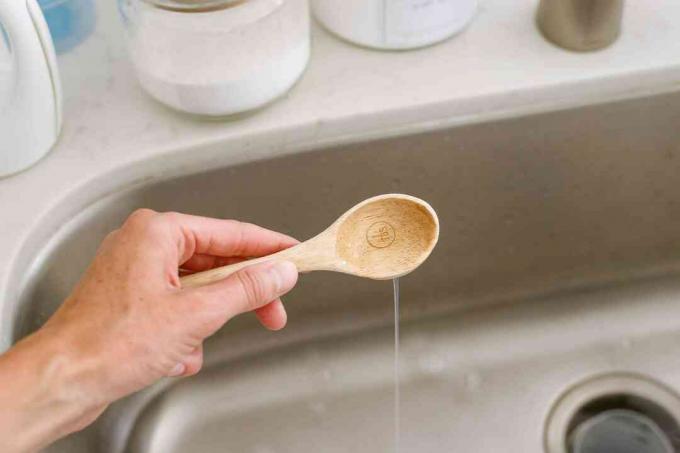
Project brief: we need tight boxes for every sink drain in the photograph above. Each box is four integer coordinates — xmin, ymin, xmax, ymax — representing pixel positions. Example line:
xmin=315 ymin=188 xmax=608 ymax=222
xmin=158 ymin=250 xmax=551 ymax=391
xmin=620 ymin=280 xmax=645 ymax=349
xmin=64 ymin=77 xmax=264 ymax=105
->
xmin=544 ymin=373 xmax=680 ymax=453
xmin=570 ymin=408 xmax=673 ymax=453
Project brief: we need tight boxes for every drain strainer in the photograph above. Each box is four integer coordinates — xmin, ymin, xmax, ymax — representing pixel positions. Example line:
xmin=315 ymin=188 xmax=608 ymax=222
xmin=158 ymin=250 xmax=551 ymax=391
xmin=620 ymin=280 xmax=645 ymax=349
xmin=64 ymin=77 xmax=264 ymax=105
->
xmin=544 ymin=373 xmax=680 ymax=453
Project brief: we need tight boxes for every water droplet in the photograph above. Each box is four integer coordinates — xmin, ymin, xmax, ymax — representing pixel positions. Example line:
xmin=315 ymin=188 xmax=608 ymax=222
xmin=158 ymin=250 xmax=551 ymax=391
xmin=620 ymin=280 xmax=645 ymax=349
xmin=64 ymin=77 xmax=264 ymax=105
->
xmin=619 ymin=338 xmax=633 ymax=350
xmin=306 ymin=348 xmax=322 ymax=361
xmin=253 ymin=445 xmax=276 ymax=453
xmin=419 ymin=355 xmax=446 ymax=375
xmin=464 ymin=372 xmax=482 ymax=391
xmin=407 ymin=333 xmax=429 ymax=350
xmin=308 ymin=401 xmax=327 ymax=415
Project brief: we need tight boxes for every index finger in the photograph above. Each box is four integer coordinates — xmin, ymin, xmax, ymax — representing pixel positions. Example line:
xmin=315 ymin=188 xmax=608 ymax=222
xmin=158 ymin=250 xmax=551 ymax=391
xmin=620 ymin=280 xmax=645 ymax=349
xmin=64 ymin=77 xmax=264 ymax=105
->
xmin=161 ymin=212 xmax=298 ymax=264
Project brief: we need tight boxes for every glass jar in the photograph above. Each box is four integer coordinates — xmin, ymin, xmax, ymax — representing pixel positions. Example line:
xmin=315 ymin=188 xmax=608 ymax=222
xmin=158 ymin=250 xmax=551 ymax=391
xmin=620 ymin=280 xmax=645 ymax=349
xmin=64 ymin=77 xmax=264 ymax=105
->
xmin=118 ymin=0 xmax=310 ymax=116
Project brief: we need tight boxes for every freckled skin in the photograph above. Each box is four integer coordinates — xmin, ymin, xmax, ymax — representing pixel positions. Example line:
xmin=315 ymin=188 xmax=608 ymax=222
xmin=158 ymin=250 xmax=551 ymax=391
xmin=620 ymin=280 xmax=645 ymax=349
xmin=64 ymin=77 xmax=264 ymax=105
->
xmin=0 ymin=210 xmax=299 ymax=453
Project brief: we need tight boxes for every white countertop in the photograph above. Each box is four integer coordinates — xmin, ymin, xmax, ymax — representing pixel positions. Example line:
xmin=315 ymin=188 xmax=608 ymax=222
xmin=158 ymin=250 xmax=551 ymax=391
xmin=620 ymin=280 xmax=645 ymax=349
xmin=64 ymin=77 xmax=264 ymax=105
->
xmin=2 ymin=0 xmax=680 ymax=332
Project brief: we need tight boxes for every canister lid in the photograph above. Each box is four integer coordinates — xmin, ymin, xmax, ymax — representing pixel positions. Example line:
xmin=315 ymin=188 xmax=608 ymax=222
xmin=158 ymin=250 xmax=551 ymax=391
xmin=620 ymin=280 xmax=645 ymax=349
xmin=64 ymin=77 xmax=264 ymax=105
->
xmin=143 ymin=0 xmax=247 ymax=12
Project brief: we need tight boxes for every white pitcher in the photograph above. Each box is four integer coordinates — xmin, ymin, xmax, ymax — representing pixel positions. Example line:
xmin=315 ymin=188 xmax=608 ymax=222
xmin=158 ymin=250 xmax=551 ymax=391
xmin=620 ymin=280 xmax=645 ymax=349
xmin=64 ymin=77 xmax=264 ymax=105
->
xmin=0 ymin=0 xmax=61 ymax=177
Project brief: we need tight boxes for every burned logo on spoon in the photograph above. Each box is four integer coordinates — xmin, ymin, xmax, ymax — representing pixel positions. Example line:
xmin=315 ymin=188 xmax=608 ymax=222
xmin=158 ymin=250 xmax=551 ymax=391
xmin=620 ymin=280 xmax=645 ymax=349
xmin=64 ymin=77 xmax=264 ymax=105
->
xmin=366 ymin=221 xmax=396 ymax=248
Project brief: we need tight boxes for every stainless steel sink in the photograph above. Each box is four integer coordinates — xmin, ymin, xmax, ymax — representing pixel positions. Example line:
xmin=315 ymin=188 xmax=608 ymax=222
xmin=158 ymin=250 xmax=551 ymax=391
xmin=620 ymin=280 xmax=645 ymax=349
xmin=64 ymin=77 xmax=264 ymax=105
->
xmin=11 ymin=89 xmax=680 ymax=452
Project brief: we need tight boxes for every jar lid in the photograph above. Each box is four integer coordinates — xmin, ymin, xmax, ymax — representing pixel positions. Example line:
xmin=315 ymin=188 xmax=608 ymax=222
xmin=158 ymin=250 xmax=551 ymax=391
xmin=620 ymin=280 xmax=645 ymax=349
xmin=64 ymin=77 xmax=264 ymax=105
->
xmin=143 ymin=0 xmax=247 ymax=12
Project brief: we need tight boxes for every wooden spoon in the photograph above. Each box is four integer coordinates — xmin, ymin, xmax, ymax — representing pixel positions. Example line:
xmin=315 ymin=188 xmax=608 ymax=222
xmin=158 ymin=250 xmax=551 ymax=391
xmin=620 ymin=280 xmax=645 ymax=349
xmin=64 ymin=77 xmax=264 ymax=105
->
xmin=180 ymin=194 xmax=439 ymax=289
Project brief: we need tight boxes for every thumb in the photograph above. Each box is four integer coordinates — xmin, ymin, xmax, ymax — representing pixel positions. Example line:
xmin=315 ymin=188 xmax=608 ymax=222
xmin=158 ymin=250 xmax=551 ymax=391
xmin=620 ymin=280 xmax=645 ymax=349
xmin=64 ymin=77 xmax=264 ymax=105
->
xmin=187 ymin=260 xmax=298 ymax=325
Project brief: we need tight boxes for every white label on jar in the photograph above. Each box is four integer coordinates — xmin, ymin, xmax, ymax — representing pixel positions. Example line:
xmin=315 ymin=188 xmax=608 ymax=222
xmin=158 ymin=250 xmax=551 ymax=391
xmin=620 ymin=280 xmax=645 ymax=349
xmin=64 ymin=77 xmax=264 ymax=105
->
xmin=383 ymin=0 xmax=476 ymax=48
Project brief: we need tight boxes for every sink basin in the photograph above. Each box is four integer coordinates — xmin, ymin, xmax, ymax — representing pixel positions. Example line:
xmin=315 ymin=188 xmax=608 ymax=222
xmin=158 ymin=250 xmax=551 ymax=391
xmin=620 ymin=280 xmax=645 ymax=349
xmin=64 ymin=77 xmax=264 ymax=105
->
xmin=10 ymin=89 xmax=680 ymax=452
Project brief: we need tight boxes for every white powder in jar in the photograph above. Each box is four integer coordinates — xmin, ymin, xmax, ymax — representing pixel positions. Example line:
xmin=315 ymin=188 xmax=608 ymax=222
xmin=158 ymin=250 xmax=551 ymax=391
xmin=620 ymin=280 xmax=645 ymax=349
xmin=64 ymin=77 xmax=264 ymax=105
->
xmin=121 ymin=0 xmax=310 ymax=116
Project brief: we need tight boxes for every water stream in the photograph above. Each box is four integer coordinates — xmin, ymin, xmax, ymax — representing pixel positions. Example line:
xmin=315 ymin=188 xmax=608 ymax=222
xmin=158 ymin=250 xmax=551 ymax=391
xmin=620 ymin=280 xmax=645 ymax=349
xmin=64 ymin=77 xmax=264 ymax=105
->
xmin=393 ymin=277 xmax=400 ymax=453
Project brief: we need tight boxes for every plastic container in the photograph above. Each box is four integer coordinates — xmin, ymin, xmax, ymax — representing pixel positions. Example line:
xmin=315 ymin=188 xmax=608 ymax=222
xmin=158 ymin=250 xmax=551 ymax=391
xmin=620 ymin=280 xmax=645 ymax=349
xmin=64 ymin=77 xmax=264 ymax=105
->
xmin=118 ymin=0 xmax=310 ymax=116
xmin=312 ymin=0 xmax=477 ymax=50
xmin=38 ymin=0 xmax=96 ymax=54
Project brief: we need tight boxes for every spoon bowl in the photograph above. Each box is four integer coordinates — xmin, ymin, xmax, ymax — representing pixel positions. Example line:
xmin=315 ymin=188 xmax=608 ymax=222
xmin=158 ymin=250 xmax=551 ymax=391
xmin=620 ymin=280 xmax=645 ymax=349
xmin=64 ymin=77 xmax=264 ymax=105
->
xmin=180 ymin=194 xmax=439 ymax=288
xmin=334 ymin=195 xmax=439 ymax=279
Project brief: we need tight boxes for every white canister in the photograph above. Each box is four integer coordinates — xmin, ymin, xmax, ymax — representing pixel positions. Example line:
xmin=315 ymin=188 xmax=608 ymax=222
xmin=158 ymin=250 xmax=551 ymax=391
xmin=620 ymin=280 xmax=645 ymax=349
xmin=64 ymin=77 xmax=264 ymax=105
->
xmin=0 ymin=0 xmax=62 ymax=177
xmin=119 ymin=0 xmax=310 ymax=116
xmin=313 ymin=0 xmax=478 ymax=50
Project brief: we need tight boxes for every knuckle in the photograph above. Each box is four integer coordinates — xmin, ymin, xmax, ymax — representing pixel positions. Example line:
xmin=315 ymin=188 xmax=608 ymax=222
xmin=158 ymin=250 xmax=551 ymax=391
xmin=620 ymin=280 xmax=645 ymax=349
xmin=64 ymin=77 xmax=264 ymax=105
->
xmin=125 ymin=210 xmax=174 ymax=240
xmin=231 ymin=222 xmax=249 ymax=256
xmin=102 ymin=229 xmax=120 ymax=244
xmin=127 ymin=208 xmax=156 ymax=224
xmin=160 ymin=211 xmax=182 ymax=225
xmin=123 ymin=209 xmax=158 ymax=233
xmin=235 ymin=268 xmax=269 ymax=311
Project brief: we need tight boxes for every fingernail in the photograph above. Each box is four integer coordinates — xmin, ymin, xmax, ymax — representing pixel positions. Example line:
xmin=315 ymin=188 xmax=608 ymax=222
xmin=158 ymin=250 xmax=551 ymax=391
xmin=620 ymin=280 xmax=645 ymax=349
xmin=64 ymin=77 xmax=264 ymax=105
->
xmin=169 ymin=363 xmax=185 ymax=377
xmin=268 ymin=261 xmax=298 ymax=293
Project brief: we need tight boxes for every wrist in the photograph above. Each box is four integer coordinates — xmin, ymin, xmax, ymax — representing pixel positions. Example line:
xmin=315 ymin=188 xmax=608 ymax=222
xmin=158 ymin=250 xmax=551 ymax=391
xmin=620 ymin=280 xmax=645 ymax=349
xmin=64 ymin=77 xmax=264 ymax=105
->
xmin=0 ymin=325 xmax=107 ymax=452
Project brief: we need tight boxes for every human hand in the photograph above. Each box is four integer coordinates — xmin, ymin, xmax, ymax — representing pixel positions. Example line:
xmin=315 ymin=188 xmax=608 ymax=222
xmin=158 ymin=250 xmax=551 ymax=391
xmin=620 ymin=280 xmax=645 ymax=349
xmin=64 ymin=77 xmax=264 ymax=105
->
xmin=0 ymin=210 xmax=298 ymax=451
xmin=51 ymin=208 xmax=299 ymax=396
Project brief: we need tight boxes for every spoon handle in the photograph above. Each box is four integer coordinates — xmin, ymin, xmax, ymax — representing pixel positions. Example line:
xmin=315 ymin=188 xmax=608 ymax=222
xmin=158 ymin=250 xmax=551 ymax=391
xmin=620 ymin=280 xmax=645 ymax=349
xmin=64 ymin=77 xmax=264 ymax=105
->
xmin=179 ymin=236 xmax=337 ymax=289
xmin=179 ymin=247 xmax=299 ymax=289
